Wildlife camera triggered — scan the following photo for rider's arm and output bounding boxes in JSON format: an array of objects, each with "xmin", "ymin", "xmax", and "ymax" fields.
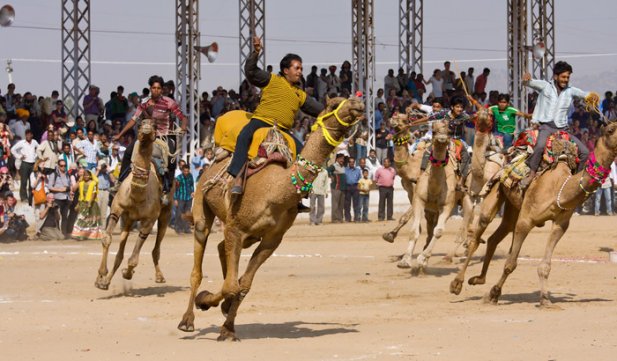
[
  {"xmin": 244, "ymin": 52, "xmax": 270, "ymax": 88},
  {"xmin": 168, "ymin": 99, "xmax": 188, "ymax": 130},
  {"xmin": 300, "ymin": 96, "xmax": 325, "ymax": 117},
  {"xmin": 569, "ymin": 87, "xmax": 590, "ymax": 100},
  {"xmin": 117, "ymin": 119, "xmax": 136, "ymax": 139}
]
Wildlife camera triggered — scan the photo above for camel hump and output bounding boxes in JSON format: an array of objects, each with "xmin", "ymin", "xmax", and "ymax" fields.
[{"xmin": 213, "ymin": 110, "xmax": 296, "ymax": 160}]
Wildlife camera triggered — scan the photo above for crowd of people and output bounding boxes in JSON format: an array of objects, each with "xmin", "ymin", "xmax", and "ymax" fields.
[{"xmin": 1, "ymin": 58, "xmax": 616, "ymax": 242}]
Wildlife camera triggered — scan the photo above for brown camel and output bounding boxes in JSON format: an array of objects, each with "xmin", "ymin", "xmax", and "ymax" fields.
[
  {"xmin": 177, "ymin": 97, "xmax": 365, "ymax": 341},
  {"xmin": 394, "ymin": 120, "xmax": 466, "ymax": 272},
  {"xmin": 450, "ymin": 122, "xmax": 617, "ymax": 307},
  {"xmin": 94, "ymin": 119, "xmax": 174, "ymax": 290}
]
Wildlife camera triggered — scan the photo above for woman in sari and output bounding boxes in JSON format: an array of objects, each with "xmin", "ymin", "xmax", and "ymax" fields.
[{"xmin": 71, "ymin": 169, "xmax": 104, "ymax": 240}]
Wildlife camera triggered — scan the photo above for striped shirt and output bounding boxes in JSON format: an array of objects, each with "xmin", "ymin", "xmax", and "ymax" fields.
[
  {"xmin": 132, "ymin": 96, "xmax": 187, "ymax": 136},
  {"xmin": 174, "ymin": 173, "xmax": 194, "ymax": 201},
  {"xmin": 525, "ymin": 79, "xmax": 588, "ymax": 128},
  {"xmin": 77, "ymin": 139, "xmax": 99, "ymax": 163}
]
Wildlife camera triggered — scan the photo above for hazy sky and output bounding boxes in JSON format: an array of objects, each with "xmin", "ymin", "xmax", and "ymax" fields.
[{"xmin": 2, "ymin": 0, "xmax": 617, "ymax": 100}]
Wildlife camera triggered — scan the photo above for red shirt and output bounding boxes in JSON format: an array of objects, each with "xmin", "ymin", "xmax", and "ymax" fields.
[{"xmin": 131, "ymin": 96, "xmax": 187, "ymax": 136}]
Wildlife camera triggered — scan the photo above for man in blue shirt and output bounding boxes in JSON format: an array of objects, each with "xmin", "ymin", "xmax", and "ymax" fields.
[
  {"xmin": 520, "ymin": 61, "xmax": 599, "ymax": 188},
  {"xmin": 344, "ymin": 156, "xmax": 362, "ymax": 222},
  {"xmin": 174, "ymin": 164, "xmax": 194, "ymax": 234}
]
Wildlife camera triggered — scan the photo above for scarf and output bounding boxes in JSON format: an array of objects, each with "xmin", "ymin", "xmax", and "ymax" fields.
[{"xmin": 78, "ymin": 179, "xmax": 98, "ymax": 202}]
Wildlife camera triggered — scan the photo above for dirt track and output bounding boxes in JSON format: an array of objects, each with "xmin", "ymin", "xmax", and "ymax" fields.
[{"xmin": 1, "ymin": 215, "xmax": 617, "ymax": 360}]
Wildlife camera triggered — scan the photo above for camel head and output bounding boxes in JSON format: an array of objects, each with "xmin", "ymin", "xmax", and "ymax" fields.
[
  {"xmin": 474, "ymin": 107, "xmax": 493, "ymax": 133},
  {"xmin": 599, "ymin": 121, "xmax": 617, "ymax": 153},
  {"xmin": 138, "ymin": 119, "xmax": 156, "ymax": 143},
  {"xmin": 320, "ymin": 96, "xmax": 365, "ymax": 139},
  {"xmin": 432, "ymin": 120, "xmax": 449, "ymax": 145}
]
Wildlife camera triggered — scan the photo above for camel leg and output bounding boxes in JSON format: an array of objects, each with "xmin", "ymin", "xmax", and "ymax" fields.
[
  {"xmin": 450, "ymin": 184, "xmax": 504, "ymax": 295},
  {"xmin": 397, "ymin": 200, "xmax": 424, "ymax": 269},
  {"xmin": 469, "ymin": 202, "xmax": 519, "ymax": 285},
  {"xmin": 178, "ymin": 203, "xmax": 215, "ymax": 333},
  {"xmin": 152, "ymin": 206, "xmax": 172, "ymax": 284},
  {"xmin": 101, "ymin": 217, "xmax": 134, "ymax": 288},
  {"xmin": 383, "ymin": 205, "xmax": 413, "ymax": 243},
  {"xmin": 444, "ymin": 195, "xmax": 474, "ymax": 263},
  {"xmin": 95, "ymin": 212, "xmax": 121, "ymax": 290},
  {"xmin": 217, "ymin": 236, "xmax": 283, "ymax": 342},
  {"xmin": 415, "ymin": 200, "xmax": 455, "ymax": 272},
  {"xmin": 486, "ymin": 217, "xmax": 534, "ymax": 304},
  {"xmin": 122, "ymin": 219, "xmax": 155, "ymax": 280},
  {"xmin": 538, "ymin": 216, "xmax": 570, "ymax": 308}
]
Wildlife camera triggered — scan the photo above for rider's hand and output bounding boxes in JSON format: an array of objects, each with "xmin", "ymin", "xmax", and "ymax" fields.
[
  {"xmin": 112, "ymin": 134, "xmax": 121, "ymax": 142},
  {"xmin": 253, "ymin": 36, "xmax": 262, "ymax": 53},
  {"xmin": 522, "ymin": 72, "xmax": 532, "ymax": 82}
]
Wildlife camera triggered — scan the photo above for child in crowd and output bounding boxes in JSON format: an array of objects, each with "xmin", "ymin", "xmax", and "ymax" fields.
[{"xmin": 358, "ymin": 169, "xmax": 373, "ymax": 222}]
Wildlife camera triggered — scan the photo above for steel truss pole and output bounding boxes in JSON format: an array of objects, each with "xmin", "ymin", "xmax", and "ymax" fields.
[
  {"xmin": 239, "ymin": 0, "xmax": 266, "ymax": 85},
  {"xmin": 352, "ymin": 0, "xmax": 375, "ymax": 150},
  {"xmin": 531, "ymin": 0, "xmax": 555, "ymax": 80},
  {"xmin": 61, "ymin": 0, "xmax": 91, "ymax": 119},
  {"xmin": 398, "ymin": 0, "xmax": 423, "ymax": 75},
  {"xmin": 507, "ymin": 0, "xmax": 528, "ymax": 125},
  {"xmin": 176, "ymin": 0, "xmax": 200, "ymax": 160}
]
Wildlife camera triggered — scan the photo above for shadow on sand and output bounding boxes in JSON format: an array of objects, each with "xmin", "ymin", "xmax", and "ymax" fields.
[
  {"xmin": 452, "ymin": 290, "xmax": 613, "ymax": 305},
  {"xmin": 180, "ymin": 321, "xmax": 359, "ymax": 341},
  {"xmin": 98, "ymin": 285, "xmax": 188, "ymax": 300}
]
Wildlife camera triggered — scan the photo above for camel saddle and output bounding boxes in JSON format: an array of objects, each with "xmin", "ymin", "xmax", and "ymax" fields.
[
  {"xmin": 132, "ymin": 139, "xmax": 171, "ymax": 178},
  {"xmin": 493, "ymin": 129, "xmax": 579, "ymax": 190},
  {"xmin": 213, "ymin": 110, "xmax": 297, "ymax": 178}
]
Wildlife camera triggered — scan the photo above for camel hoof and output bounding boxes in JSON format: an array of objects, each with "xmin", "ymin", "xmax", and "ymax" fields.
[
  {"xmin": 539, "ymin": 298, "xmax": 562, "ymax": 310},
  {"xmin": 382, "ymin": 232, "xmax": 396, "ymax": 243},
  {"xmin": 217, "ymin": 334, "xmax": 240, "ymax": 342},
  {"xmin": 155, "ymin": 275, "xmax": 166, "ymax": 284},
  {"xmin": 468, "ymin": 276, "xmax": 486, "ymax": 286},
  {"xmin": 410, "ymin": 263, "xmax": 424, "ymax": 276},
  {"xmin": 177, "ymin": 316, "xmax": 195, "ymax": 332},
  {"xmin": 122, "ymin": 268, "xmax": 134, "ymax": 280},
  {"xmin": 486, "ymin": 286, "xmax": 501, "ymax": 304},
  {"xmin": 450, "ymin": 279, "xmax": 463, "ymax": 295},
  {"xmin": 94, "ymin": 276, "xmax": 109, "ymax": 290},
  {"xmin": 195, "ymin": 290, "xmax": 213, "ymax": 311},
  {"xmin": 397, "ymin": 259, "xmax": 411, "ymax": 269}
]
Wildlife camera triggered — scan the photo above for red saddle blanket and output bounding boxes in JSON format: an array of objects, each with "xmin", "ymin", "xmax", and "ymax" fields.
[{"xmin": 513, "ymin": 129, "xmax": 579, "ymax": 166}]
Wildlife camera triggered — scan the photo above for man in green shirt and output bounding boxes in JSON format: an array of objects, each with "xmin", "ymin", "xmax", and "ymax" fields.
[{"xmin": 489, "ymin": 93, "xmax": 531, "ymax": 148}]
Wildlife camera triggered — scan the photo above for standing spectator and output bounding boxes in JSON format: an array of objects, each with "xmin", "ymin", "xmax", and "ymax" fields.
[
  {"xmin": 50, "ymin": 100, "xmax": 67, "ymax": 130},
  {"xmin": 344, "ymin": 157, "xmax": 361, "ymax": 222},
  {"xmin": 375, "ymin": 88, "xmax": 386, "ymax": 108},
  {"xmin": 66, "ymin": 166, "xmax": 82, "ymax": 233},
  {"xmin": 309, "ymin": 167, "xmax": 329, "ymax": 225},
  {"xmin": 374, "ymin": 158, "xmax": 396, "ymax": 221},
  {"xmin": 327, "ymin": 153, "xmax": 347, "ymax": 223},
  {"xmin": 465, "ymin": 67, "xmax": 475, "ymax": 94},
  {"xmin": 11, "ymin": 130, "xmax": 39, "ymax": 202},
  {"xmin": 30, "ymin": 162, "xmax": 48, "ymax": 228},
  {"xmin": 339, "ymin": 61, "xmax": 353, "ymax": 93},
  {"xmin": 47, "ymin": 160, "xmax": 71, "ymax": 238},
  {"xmin": 474, "ymin": 67, "xmax": 491, "ymax": 95},
  {"xmin": 10, "ymin": 108, "xmax": 31, "ymax": 140},
  {"xmin": 595, "ymin": 177, "xmax": 613, "ymax": 216},
  {"xmin": 125, "ymin": 92, "xmax": 140, "ymax": 124},
  {"xmin": 36, "ymin": 129, "xmax": 60, "ymax": 174},
  {"xmin": 375, "ymin": 102, "xmax": 385, "ymax": 130},
  {"xmin": 355, "ymin": 122, "xmax": 369, "ymax": 160},
  {"xmin": 37, "ymin": 194, "xmax": 64, "ymax": 241},
  {"xmin": 426, "ymin": 69, "xmax": 444, "ymax": 100},
  {"xmin": 375, "ymin": 122, "xmax": 390, "ymax": 165},
  {"xmin": 326, "ymin": 65, "xmax": 341, "ymax": 95},
  {"xmin": 5, "ymin": 83, "xmax": 17, "ymax": 118},
  {"xmin": 95, "ymin": 159, "xmax": 114, "ymax": 223},
  {"xmin": 0, "ymin": 122, "xmax": 13, "ymax": 167},
  {"xmin": 110, "ymin": 86, "xmax": 129, "ymax": 123},
  {"xmin": 59, "ymin": 142, "xmax": 76, "ymax": 170},
  {"xmin": 75, "ymin": 130, "xmax": 99, "ymax": 170},
  {"xmin": 104, "ymin": 91, "xmax": 116, "ymax": 121},
  {"xmin": 396, "ymin": 68, "xmax": 408, "ymax": 96},
  {"xmin": 71, "ymin": 169, "xmax": 104, "ymax": 240},
  {"xmin": 384, "ymin": 69, "xmax": 401, "ymax": 99},
  {"xmin": 601, "ymin": 91, "xmax": 613, "ymax": 113},
  {"xmin": 358, "ymin": 168, "xmax": 373, "ymax": 222},
  {"xmin": 174, "ymin": 164, "xmax": 194, "ymax": 234},
  {"xmin": 83, "ymin": 85, "xmax": 104, "ymax": 127},
  {"xmin": 366, "ymin": 147, "xmax": 381, "ymax": 180},
  {"xmin": 210, "ymin": 87, "xmax": 226, "ymax": 118},
  {"xmin": 442, "ymin": 61, "xmax": 455, "ymax": 93},
  {"xmin": 414, "ymin": 74, "xmax": 427, "ymax": 100},
  {"xmin": 305, "ymin": 65, "xmax": 319, "ymax": 91}
]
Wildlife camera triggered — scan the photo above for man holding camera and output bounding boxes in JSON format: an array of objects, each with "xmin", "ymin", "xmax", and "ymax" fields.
[
  {"xmin": 38, "ymin": 193, "xmax": 63, "ymax": 241},
  {"xmin": 47, "ymin": 159, "xmax": 71, "ymax": 238}
]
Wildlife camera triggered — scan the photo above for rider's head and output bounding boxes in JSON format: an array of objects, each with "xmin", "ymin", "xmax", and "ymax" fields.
[
  {"xmin": 450, "ymin": 95, "xmax": 466, "ymax": 116},
  {"xmin": 497, "ymin": 93, "xmax": 510, "ymax": 110},
  {"xmin": 279, "ymin": 53, "xmax": 303, "ymax": 85},
  {"xmin": 148, "ymin": 75, "xmax": 165, "ymax": 99},
  {"xmin": 431, "ymin": 99, "xmax": 443, "ymax": 112},
  {"xmin": 553, "ymin": 61, "xmax": 573, "ymax": 90}
]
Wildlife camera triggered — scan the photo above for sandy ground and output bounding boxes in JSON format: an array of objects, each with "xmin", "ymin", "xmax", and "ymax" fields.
[{"xmin": 1, "ymin": 212, "xmax": 617, "ymax": 361}]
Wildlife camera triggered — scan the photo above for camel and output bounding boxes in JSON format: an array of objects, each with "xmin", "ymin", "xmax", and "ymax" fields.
[
  {"xmin": 450, "ymin": 121, "xmax": 617, "ymax": 306},
  {"xmin": 177, "ymin": 97, "xmax": 365, "ymax": 341},
  {"xmin": 94, "ymin": 119, "xmax": 174, "ymax": 290},
  {"xmin": 393, "ymin": 120, "xmax": 468, "ymax": 273}
]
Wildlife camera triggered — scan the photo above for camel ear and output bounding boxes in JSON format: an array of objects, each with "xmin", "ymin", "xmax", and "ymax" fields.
[{"xmin": 325, "ymin": 95, "xmax": 332, "ymax": 106}]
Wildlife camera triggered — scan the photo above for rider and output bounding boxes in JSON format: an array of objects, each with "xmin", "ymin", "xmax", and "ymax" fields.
[
  {"xmin": 228, "ymin": 36, "xmax": 324, "ymax": 199},
  {"xmin": 519, "ymin": 61, "xmax": 599, "ymax": 189},
  {"xmin": 488, "ymin": 93, "xmax": 531, "ymax": 149},
  {"xmin": 114, "ymin": 75, "xmax": 188, "ymax": 205}
]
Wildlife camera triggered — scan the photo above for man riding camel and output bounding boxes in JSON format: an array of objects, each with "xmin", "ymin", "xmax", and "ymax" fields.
[
  {"xmin": 519, "ymin": 61, "xmax": 599, "ymax": 189},
  {"xmin": 114, "ymin": 75, "xmax": 188, "ymax": 205},
  {"xmin": 228, "ymin": 36, "xmax": 324, "ymax": 210}
]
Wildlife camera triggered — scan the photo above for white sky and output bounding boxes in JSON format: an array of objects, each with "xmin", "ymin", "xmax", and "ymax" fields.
[{"xmin": 1, "ymin": 0, "xmax": 617, "ymax": 99}]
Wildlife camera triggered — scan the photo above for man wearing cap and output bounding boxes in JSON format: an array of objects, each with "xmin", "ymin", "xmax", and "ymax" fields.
[
  {"xmin": 95, "ymin": 159, "xmax": 114, "ymax": 221},
  {"xmin": 83, "ymin": 85, "xmax": 104, "ymax": 128},
  {"xmin": 10, "ymin": 108, "xmax": 30, "ymax": 140}
]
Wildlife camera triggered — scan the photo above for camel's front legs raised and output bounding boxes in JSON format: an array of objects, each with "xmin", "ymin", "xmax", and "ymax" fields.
[
  {"xmin": 486, "ymin": 217, "xmax": 534, "ymax": 304},
  {"xmin": 217, "ymin": 236, "xmax": 283, "ymax": 342},
  {"xmin": 122, "ymin": 219, "xmax": 156, "ymax": 280},
  {"xmin": 152, "ymin": 207, "xmax": 172, "ymax": 284},
  {"xmin": 383, "ymin": 205, "xmax": 413, "ymax": 243},
  {"xmin": 538, "ymin": 216, "xmax": 570, "ymax": 308},
  {"xmin": 450, "ymin": 184, "xmax": 504, "ymax": 295},
  {"xmin": 397, "ymin": 200, "xmax": 424, "ymax": 269},
  {"xmin": 95, "ymin": 212, "xmax": 121, "ymax": 290}
]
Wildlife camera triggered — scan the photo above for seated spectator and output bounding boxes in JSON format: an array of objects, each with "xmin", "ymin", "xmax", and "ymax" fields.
[
  {"xmin": 37, "ymin": 194, "xmax": 64, "ymax": 240},
  {"xmin": 0, "ymin": 166, "xmax": 13, "ymax": 196},
  {"xmin": 0, "ymin": 194, "xmax": 29, "ymax": 243}
]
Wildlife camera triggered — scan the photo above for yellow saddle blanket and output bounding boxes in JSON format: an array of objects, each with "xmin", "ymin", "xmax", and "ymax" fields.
[{"xmin": 213, "ymin": 110, "xmax": 297, "ymax": 159}]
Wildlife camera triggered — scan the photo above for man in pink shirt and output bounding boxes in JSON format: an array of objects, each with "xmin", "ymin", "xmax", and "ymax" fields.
[{"xmin": 374, "ymin": 158, "xmax": 396, "ymax": 221}]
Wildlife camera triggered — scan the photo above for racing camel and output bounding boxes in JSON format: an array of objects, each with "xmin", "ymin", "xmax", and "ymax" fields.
[
  {"xmin": 177, "ymin": 97, "xmax": 365, "ymax": 341},
  {"xmin": 95, "ymin": 119, "xmax": 173, "ymax": 290},
  {"xmin": 450, "ymin": 121, "xmax": 617, "ymax": 307}
]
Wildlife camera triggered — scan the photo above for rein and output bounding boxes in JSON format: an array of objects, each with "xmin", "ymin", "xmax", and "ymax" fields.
[
  {"xmin": 312, "ymin": 100, "xmax": 358, "ymax": 147},
  {"xmin": 429, "ymin": 146, "xmax": 449, "ymax": 168}
]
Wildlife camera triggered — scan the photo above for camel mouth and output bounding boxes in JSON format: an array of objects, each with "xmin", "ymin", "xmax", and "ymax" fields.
[{"xmin": 435, "ymin": 135, "xmax": 449, "ymax": 144}]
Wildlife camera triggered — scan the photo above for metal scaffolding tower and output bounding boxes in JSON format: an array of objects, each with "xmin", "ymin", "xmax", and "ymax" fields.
[
  {"xmin": 239, "ymin": 0, "xmax": 266, "ymax": 84},
  {"xmin": 398, "ymin": 0, "xmax": 423, "ymax": 75},
  {"xmin": 507, "ymin": 0, "xmax": 528, "ymax": 118},
  {"xmin": 61, "ymin": 0, "xmax": 91, "ymax": 119},
  {"xmin": 530, "ymin": 0, "xmax": 555, "ymax": 80},
  {"xmin": 175, "ymin": 0, "xmax": 200, "ymax": 160},
  {"xmin": 352, "ymin": 0, "xmax": 375, "ymax": 150}
]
